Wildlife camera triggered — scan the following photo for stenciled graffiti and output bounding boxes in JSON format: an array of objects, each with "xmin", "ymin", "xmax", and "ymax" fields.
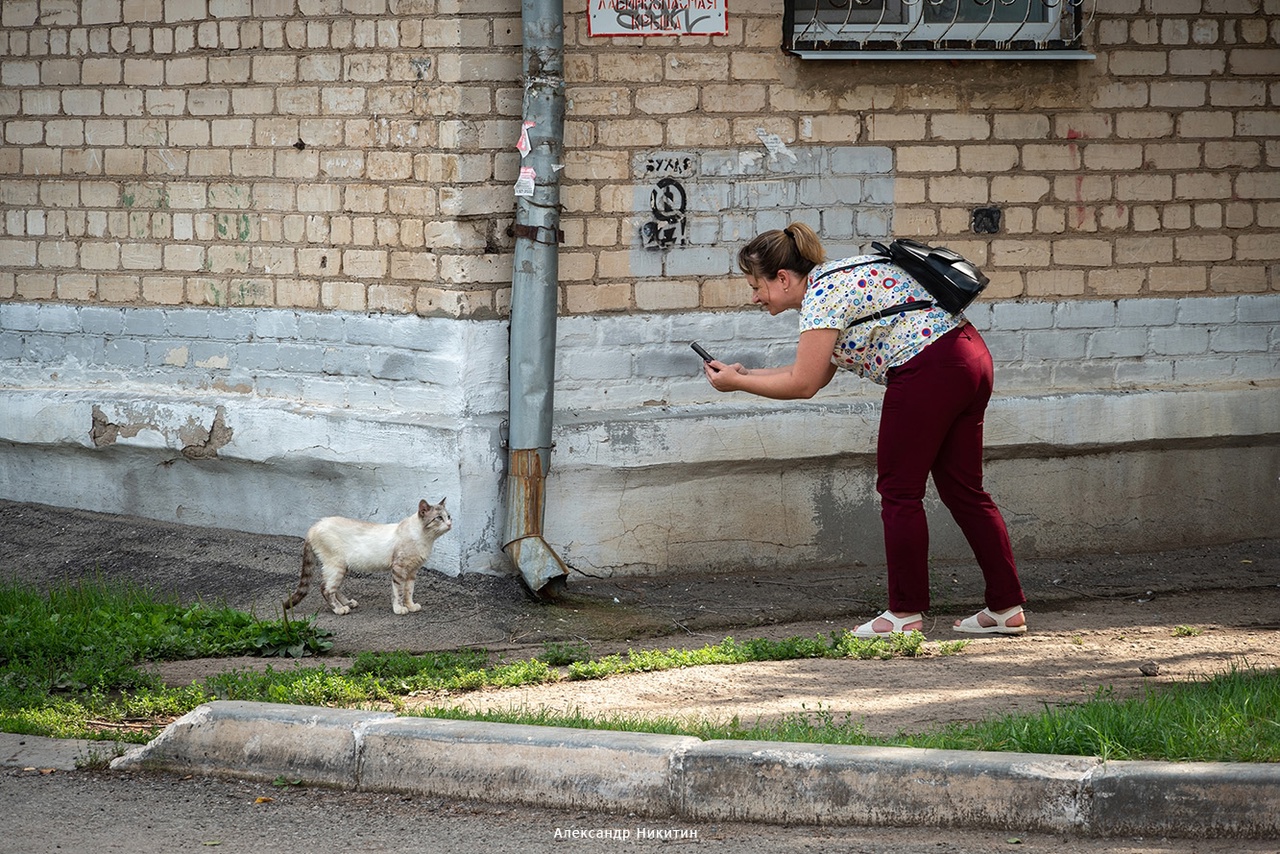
[{"xmin": 640, "ymin": 177, "xmax": 687, "ymax": 250}]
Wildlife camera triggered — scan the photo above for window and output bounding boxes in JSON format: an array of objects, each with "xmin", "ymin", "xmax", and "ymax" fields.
[{"xmin": 784, "ymin": 0, "xmax": 1096, "ymax": 60}]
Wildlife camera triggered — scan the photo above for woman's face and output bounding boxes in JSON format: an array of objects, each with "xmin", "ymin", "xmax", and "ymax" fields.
[{"xmin": 747, "ymin": 270, "xmax": 803, "ymax": 315}]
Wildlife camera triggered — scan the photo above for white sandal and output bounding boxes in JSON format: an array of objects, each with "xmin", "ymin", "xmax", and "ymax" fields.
[
  {"xmin": 850, "ymin": 610, "xmax": 924, "ymax": 639},
  {"xmin": 952, "ymin": 605, "xmax": 1027, "ymax": 635}
]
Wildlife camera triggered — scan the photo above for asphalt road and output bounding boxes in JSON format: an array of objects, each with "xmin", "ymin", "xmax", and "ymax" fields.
[{"xmin": 5, "ymin": 763, "xmax": 1278, "ymax": 854}]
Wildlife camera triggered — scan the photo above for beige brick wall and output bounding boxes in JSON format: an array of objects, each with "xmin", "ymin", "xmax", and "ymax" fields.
[{"xmin": 0, "ymin": 1, "xmax": 1276, "ymax": 316}]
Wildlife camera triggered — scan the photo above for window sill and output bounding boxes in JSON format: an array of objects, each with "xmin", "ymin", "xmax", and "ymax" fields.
[{"xmin": 786, "ymin": 48, "xmax": 1096, "ymax": 61}]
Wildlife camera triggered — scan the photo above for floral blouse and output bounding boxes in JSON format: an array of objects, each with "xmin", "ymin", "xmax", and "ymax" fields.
[{"xmin": 799, "ymin": 254, "xmax": 966, "ymax": 386}]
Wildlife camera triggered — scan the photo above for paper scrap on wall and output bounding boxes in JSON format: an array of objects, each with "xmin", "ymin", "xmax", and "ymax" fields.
[
  {"xmin": 515, "ymin": 166, "xmax": 537, "ymax": 197},
  {"xmin": 517, "ymin": 121, "xmax": 535, "ymax": 158}
]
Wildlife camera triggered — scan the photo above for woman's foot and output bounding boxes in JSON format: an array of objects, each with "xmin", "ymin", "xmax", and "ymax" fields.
[
  {"xmin": 850, "ymin": 609, "xmax": 924, "ymax": 638},
  {"xmin": 952, "ymin": 605, "xmax": 1026, "ymax": 635}
]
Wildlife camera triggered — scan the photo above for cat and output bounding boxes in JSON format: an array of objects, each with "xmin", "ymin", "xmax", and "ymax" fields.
[{"xmin": 284, "ymin": 498, "xmax": 452, "ymax": 616}]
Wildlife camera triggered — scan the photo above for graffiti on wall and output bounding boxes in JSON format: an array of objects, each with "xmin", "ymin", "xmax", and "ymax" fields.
[
  {"xmin": 630, "ymin": 145, "xmax": 895, "ymax": 276},
  {"xmin": 640, "ymin": 178, "xmax": 687, "ymax": 250},
  {"xmin": 587, "ymin": 0, "xmax": 727, "ymax": 37},
  {"xmin": 638, "ymin": 153, "xmax": 696, "ymax": 251}
]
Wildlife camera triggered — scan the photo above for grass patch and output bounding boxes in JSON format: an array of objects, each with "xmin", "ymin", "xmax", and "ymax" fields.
[
  {"xmin": 0, "ymin": 578, "xmax": 332, "ymax": 740},
  {"xmin": 413, "ymin": 666, "xmax": 1279, "ymax": 763},
  {"xmin": 198, "ymin": 633, "xmax": 927, "ymax": 710},
  {"xmin": 894, "ymin": 665, "xmax": 1280, "ymax": 762},
  {"xmin": 1, "ymin": 578, "xmax": 1275, "ymax": 762}
]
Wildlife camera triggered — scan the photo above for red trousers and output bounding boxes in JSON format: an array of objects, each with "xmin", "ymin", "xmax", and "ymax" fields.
[{"xmin": 876, "ymin": 325, "xmax": 1025, "ymax": 614}]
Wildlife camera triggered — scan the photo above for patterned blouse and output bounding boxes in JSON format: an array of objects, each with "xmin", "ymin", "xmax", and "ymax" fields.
[{"xmin": 799, "ymin": 254, "xmax": 966, "ymax": 386}]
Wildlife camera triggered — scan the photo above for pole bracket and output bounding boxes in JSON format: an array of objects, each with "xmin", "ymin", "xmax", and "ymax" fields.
[{"xmin": 509, "ymin": 223, "xmax": 564, "ymax": 245}]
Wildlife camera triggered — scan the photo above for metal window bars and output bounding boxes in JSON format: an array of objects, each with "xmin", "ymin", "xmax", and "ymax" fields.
[{"xmin": 783, "ymin": 0, "xmax": 1097, "ymax": 60}]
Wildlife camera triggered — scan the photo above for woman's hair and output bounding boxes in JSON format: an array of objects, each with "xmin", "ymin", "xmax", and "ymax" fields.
[{"xmin": 736, "ymin": 222, "xmax": 826, "ymax": 281}]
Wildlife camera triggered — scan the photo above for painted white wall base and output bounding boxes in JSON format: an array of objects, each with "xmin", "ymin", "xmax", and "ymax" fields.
[
  {"xmin": 2, "ymin": 383, "xmax": 1276, "ymax": 579},
  {"xmin": 2, "ymin": 298, "xmax": 1277, "ymax": 579}
]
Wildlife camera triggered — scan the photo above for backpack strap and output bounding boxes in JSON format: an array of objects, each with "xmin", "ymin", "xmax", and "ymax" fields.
[
  {"xmin": 846, "ymin": 299, "xmax": 935, "ymax": 328},
  {"xmin": 813, "ymin": 254, "xmax": 936, "ymax": 328}
]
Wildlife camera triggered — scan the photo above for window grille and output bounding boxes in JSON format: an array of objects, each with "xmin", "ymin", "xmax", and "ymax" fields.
[{"xmin": 784, "ymin": 0, "xmax": 1096, "ymax": 60}]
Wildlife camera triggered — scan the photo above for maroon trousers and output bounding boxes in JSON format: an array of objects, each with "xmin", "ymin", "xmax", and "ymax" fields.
[{"xmin": 876, "ymin": 324, "xmax": 1025, "ymax": 614}]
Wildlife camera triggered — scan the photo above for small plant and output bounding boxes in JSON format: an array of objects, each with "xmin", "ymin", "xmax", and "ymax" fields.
[
  {"xmin": 888, "ymin": 631, "xmax": 926, "ymax": 657},
  {"xmin": 76, "ymin": 741, "xmax": 132, "ymax": 770},
  {"xmin": 1173, "ymin": 625, "xmax": 1202, "ymax": 637},
  {"xmin": 937, "ymin": 640, "xmax": 969, "ymax": 656},
  {"xmin": 832, "ymin": 630, "xmax": 925, "ymax": 660}
]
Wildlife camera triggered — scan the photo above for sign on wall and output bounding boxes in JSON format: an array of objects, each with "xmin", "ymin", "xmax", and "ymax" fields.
[{"xmin": 588, "ymin": 0, "xmax": 728, "ymax": 37}]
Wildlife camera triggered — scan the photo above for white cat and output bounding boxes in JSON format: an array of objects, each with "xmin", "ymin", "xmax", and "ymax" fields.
[{"xmin": 284, "ymin": 499, "xmax": 451, "ymax": 616}]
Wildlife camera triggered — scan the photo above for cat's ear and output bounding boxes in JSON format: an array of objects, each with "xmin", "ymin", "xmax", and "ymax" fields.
[
  {"xmin": 418, "ymin": 499, "xmax": 428, "ymax": 516},
  {"xmin": 438, "ymin": 497, "xmax": 446, "ymax": 506}
]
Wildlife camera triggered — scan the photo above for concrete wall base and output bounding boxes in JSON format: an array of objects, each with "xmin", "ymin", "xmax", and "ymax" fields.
[{"xmin": 2, "ymin": 384, "xmax": 1278, "ymax": 578}]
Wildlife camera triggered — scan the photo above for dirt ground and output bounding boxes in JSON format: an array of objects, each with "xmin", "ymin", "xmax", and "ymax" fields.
[{"xmin": 2, "ymin": 498, "xmax": 1277, "ymax": 737}]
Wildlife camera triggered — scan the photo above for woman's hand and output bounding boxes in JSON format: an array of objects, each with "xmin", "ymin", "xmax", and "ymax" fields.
[
  {"xmin": 701, "ymin": 328, "xmax": 839, "ymax": 400},
  {"xmin": 703, "ymin": 360, "xmax": 747, "ymax": 392}
]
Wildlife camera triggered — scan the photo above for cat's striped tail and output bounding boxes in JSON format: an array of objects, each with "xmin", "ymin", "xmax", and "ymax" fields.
[{"xmin": 284, "ymin": 542, "xmax": 316, "ymax": 609}]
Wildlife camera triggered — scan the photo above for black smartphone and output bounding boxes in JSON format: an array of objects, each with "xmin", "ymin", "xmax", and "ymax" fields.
[{"xmin": 690, "ymin": 342, "xmax": 715, "ymax": 362}]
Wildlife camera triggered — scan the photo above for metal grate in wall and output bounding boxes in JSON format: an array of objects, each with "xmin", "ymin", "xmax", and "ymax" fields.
[{"xmin": 784, "ymin": 0, "xmax": 1097, "ymax": 60}]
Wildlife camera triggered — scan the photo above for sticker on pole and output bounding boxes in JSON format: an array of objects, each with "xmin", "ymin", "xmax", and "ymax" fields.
[
  {"xmin": 517, "ymin": 121, "xmax": 535, "ymax": 158},
  {"xmin": 588, "ymin": 0, "xmax": 728, "ymax": 37},
  {"xmin": 514, "ymin": 166, "xmax": 537, "ymax": 197}
]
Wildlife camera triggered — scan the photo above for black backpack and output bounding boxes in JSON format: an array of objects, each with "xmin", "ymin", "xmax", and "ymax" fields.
[{"xmin": 870, "ymin": 238, "xmax": 989, "ymax": 315}]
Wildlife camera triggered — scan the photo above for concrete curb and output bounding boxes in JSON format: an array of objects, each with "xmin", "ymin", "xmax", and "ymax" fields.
[{"xmin": 111, "ymin": 701, "xmax": 1280, "ymax": 839}]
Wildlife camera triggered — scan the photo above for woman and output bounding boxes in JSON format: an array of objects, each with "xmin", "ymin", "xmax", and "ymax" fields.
[{"xmin": 703, "ymin": 222, "xmax": 1027, "ymax": 637}]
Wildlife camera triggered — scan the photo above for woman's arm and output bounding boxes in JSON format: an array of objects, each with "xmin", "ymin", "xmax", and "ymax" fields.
[{"xmin": 704, "ymin": 328, "xmax": 839, "ymax": 400}]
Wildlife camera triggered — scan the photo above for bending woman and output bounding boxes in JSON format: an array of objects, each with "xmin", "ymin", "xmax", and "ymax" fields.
[{"xmin": 702, "ymin": 222, "xmax": 1027, "ymax": 637}]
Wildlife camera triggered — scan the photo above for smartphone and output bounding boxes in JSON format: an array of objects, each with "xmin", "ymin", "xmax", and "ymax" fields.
[{"xmin": 690, "ymin": 342, "xmax": 715, "ymax": 363}]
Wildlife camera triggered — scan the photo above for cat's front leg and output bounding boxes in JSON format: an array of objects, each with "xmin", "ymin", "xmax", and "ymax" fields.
[
  {"xmin": 391, "ymin": 592, "xmax": 420, "ymax": 614},
  {"xmin": 401, "ymin": 571, "xmax": 422, "ymax": 612},
  {"xmin": 391, "ymin": 571, "xmax": 421, "ymax": 615},
  {"xmin": 391, "ymin": 576, "xmax": 407, "ymax": 615},
  {"xmin": 404, "ymin": 573, "xmax": 421, "ymax": 612}
]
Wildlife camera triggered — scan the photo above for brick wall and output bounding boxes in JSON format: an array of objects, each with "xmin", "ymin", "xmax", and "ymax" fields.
[
  {"xmin": 3, "ymin": 294, "xmax": 1274, "ymax": 418},
  {"xmin": 0, "ymin": 0, "xmax": 1276, "ymax": 316},
  {"xmin": 0, "ymin": 1, "xmax": 1277, "ymax": 568}
]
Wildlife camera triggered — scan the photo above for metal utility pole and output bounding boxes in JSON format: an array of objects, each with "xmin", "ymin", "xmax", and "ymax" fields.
[{"xmin": 502, "ymin": 0, "xmax": 570, "ymax": 597}]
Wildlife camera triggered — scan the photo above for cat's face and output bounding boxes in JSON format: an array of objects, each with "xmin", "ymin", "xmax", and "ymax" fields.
[{"xmin": 417, "ymin": 498, "xmax": 452, "ymax": 535}]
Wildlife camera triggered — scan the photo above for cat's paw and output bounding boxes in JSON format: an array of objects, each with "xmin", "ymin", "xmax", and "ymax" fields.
[
  {"xmin": 392, "ymin": 603, "xmax": 407, "ymax": 615},
  {"xmin": 406, "ymin": 601, "xmax": 422, "ymax": 612},
  {"xmin": 346, "ymin": 598, "xmax": 358, "ymax": 608},
  {"xmin": 331, "ymin": 604, "xmax": 351, "ymax": 616}
]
